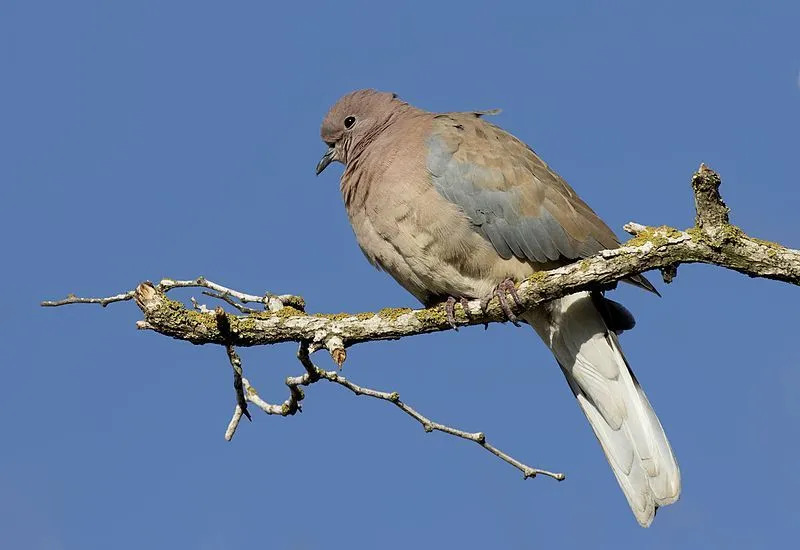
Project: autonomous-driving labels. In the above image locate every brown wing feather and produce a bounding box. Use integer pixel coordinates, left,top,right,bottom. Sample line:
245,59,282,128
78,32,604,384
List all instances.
426,112,657,294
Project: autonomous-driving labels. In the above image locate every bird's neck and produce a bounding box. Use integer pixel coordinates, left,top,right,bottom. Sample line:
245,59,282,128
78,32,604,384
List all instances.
348,104,421,164
341,105,424,210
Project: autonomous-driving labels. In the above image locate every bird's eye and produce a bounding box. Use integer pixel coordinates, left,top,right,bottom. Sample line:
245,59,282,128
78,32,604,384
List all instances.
344,116,356,129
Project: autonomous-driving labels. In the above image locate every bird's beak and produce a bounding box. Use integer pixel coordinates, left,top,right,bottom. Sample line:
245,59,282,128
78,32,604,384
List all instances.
316,147,336,175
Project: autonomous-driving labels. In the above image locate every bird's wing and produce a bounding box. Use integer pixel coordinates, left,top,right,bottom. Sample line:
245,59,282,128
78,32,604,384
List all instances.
425,112,656,293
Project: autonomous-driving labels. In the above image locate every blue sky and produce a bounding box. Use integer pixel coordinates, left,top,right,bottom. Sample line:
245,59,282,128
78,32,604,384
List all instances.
3,1,799,548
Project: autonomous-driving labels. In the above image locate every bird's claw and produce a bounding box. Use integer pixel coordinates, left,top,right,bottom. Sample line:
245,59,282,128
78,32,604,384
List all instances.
480,278,523,326
445,296,471,330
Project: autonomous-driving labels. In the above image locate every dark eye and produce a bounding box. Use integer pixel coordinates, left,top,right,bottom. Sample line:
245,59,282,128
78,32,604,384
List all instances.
344,116,356,129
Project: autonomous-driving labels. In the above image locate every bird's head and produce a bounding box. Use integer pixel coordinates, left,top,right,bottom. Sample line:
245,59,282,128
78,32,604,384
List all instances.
316,89,405,175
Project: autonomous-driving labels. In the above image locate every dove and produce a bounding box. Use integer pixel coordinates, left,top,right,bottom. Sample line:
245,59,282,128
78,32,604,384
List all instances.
316,89,680,527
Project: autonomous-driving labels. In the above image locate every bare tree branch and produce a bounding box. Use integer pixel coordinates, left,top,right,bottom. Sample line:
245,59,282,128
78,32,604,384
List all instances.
221,342,566,480
42,165,800,484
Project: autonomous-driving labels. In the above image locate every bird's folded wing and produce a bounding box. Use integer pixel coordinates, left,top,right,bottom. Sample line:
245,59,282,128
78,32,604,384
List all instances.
425,112,656,293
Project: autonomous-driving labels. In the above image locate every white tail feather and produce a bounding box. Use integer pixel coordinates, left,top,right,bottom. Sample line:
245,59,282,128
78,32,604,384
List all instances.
523,292,680,527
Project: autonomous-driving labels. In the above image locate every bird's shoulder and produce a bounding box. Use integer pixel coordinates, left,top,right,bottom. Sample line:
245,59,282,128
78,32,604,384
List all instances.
428,112,576,197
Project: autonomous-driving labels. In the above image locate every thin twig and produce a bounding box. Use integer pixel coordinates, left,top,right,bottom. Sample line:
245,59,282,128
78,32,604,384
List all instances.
228,344,318,428
223,342,562,479
41,290,135,307
203,290,260,314
225,406,245,441
225,345,251,422
241,375,304,416
297,343,564,481
41,277,305,312
159,277,305,311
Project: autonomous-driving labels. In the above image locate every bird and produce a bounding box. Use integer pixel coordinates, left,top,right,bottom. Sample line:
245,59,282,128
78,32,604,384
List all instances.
316,89,680,527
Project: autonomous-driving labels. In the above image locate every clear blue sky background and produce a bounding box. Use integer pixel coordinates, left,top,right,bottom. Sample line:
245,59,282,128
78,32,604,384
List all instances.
3,2,799,548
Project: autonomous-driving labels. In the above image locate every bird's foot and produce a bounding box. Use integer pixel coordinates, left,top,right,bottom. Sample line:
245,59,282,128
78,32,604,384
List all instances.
480,278,523,327
445,296,471,330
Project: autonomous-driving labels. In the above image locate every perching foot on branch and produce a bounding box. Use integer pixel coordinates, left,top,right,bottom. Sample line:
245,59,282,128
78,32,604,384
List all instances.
444,296,471,330
480,278,524,326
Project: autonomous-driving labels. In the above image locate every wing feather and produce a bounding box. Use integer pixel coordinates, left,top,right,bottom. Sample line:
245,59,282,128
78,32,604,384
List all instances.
426,113,656,292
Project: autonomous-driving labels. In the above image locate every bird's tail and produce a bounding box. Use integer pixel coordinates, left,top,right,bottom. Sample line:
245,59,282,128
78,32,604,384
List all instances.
521,292,680,527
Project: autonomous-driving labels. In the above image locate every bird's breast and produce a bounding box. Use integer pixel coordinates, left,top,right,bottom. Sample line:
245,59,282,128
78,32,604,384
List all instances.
344,171,533,305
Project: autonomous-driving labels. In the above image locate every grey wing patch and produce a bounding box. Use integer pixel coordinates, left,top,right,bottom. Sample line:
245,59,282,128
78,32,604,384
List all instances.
427,133,581,263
